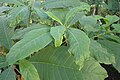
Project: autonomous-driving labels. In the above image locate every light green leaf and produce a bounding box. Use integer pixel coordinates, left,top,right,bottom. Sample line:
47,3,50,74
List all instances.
29,46,107,80
50,26,66,47
19,60,40,80
0,17,14,49
90,40,115,64
99,40,120,72
112,24,120,33
105,15,119,25
6,28,52,65
67,28,90,68
65,4,90,26
12,24,50,39
45,11,63,25
0,67,16,80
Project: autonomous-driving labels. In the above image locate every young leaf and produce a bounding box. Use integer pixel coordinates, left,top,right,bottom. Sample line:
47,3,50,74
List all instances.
19,60,40,80
6,28,52,65
0,17,14,49
67,28,90,68
90,39,115,64
65,4,90,26
50,8,69,24
45,11,63,25
29,46,107,80
0,67,16,80
99,40,120,73
50,26,66,47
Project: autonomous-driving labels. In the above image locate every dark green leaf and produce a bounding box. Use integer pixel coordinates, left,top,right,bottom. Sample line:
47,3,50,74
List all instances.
0,17,14,49
90,40,115,64
29,46,107,80
0,67,16,80
99,40,120,72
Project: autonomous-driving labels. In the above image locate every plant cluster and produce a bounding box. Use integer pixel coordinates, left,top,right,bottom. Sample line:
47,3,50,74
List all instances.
0,0,120,80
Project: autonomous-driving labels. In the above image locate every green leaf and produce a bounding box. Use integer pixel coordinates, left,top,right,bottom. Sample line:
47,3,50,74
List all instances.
8,6,29,26
43,0,82,9
50,26,66,47
79,16,97,26
0,0,24,5
34,8,48,20
50,8,69,24
12,24,50,39
19,60,40,80
29,46,107,80
0,67,16,80
45,11,63,25
99,40,120,72
0,55,7,68
65,4,90,26
105,15,119,25
66,12,85,27
105,34,120,44
112,24,120,33
90,40,115,64
6,28,52,65
0,6,12,13
0,17,14,49
67,28,90,68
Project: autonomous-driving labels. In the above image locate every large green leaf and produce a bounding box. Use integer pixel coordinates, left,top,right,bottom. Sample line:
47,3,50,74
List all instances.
43,0,82,9
19,60,40,80
0,17,14,49
0,67,16,80
67,28,90,68
90,40,115,64
45,11,63,25
50,26,66,47
99,40,120,72
12,24,50,39
29,46,107,80
6,28,53,65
